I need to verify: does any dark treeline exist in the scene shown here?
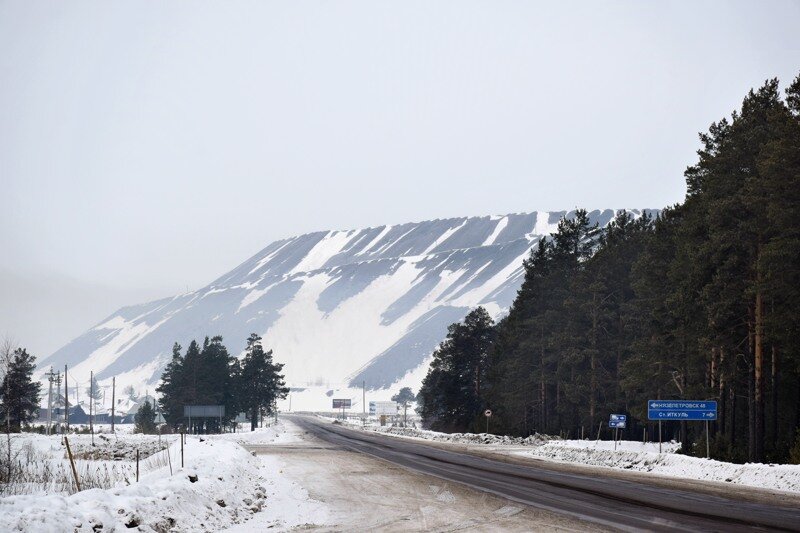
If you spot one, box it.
[418,75,800,463]
[157,333,288,433]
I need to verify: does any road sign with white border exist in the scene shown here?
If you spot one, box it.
[609,414,627,428]
[332,398,352,409]
[647,400,717,420]
[372,401,397,416]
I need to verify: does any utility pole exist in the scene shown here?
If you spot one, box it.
[64,364,70,431]
[89,371,94,446]
[54,371,62,433]
[111,377,116,433]
[362,380,366,419]
[45,367,55,436]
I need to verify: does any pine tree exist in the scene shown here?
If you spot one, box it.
[157,342,185,428]
[392,387,415,426]
[0,348,42,432]
[181,340,202,410]
[417,307,494,432]
[85,375,102,401]
[193,336,234,431]
[240,334,289,431]
[134,400,157,434]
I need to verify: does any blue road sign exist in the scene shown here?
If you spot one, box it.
[609,414,627,428]
[647,400,717,421]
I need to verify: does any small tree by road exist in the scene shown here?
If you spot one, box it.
[134,400,157,434]
[123,385,138,402]
[392,387,415,427]
[240,334,289,430]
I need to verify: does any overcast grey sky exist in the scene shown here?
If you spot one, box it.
[1,0,799,357]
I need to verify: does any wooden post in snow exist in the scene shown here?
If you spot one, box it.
[64,365,69,431]
[90,371,94,446]
[111,377,116,433]
[64,436,81,492]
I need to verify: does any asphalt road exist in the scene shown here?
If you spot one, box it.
[290,416,800,532]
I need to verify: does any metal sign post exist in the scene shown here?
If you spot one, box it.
[332,399,352,420]
[484,409,492,434]
[183,405,226,434]
[608,414,626,451]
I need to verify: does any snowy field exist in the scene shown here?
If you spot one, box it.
[323,417,800,494]
[0,422,326,532]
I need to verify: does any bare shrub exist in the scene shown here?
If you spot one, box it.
[140,445,174,473]
[1,458,135,496]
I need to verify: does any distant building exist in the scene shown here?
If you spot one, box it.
[121,395,165,424]
[35,404,89,424]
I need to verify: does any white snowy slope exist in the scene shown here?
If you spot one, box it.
[37,210,655,410]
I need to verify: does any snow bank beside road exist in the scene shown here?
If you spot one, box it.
[545,438,681,454]
[1,437,267,532]
[370,425,552,446]
[223,454,329,532]
[517,440,800,493]
[220,421,330,531]
[326,417,552,446]
[212,422,301,445]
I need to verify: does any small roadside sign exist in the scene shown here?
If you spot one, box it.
[373,401,398,416]
[609,414,627,428]
[484,409,492,417]
[332,399,352,409]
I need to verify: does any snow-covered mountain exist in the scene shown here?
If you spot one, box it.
[38,210,655,411]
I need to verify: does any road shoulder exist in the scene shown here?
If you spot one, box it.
[329,421,800,509]
[244,419,607,532]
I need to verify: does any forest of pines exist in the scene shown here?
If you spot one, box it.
[157,333,288,433]
[418,74,800,464]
